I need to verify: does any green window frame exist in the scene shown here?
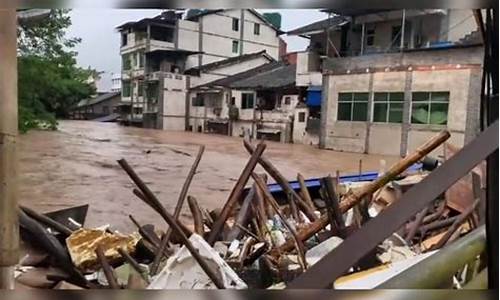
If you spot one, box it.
[241,93,254,109]
[373,92,404,123]
[137,81,144,97]
[122,81,131,97]
[337,92,369,121]
[411,91,449,125]
[232,40,239,54]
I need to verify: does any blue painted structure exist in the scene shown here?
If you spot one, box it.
[245,163,423,196]
[306,86,322,107]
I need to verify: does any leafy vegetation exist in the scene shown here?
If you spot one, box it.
[17,9,96,133]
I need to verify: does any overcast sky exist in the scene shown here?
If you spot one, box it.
[66,9,327,91]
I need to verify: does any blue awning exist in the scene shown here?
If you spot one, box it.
[306,86,322,107]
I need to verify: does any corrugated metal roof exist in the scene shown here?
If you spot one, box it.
[228,63,296,90]
[77,92,121,108]
[287,16,350,36]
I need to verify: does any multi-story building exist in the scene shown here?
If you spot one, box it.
[286,9,484,153]
[115,9,283,128]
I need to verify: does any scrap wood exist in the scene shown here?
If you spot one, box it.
[286,123,497,289]
[187,195,205,236]
[274,129,451,254]
[444,142,486,213]
[252,173,307,271]
[405,206,430,243]
[18,209,89,288]
[243,140,317,222]
[321,175,347,238]
[117,158,226,289]
[422,199,447,224]
[154,145,205,275]
[297,173,316,210]
[21,205,73,237]
[430,198,481,250]
[207,142,267,245]
[226,184,257,241]
[95,244,120,289]
[418,216,459,237]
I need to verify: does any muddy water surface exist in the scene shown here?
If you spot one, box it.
[19,120,399,233]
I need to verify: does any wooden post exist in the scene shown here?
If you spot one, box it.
[0,7,19,290]
[206,142,266,245]
[187,195,204,236]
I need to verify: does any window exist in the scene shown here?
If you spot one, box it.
[130,53,137,69]
[298,112,306,122]
[137,81,144,97]
[121,33,128,46]
[133,107,142,114]
[122,81,131,97]
[232,40,239,54]
[254,23,260,35]
[391,25,402,48]
[122,54,131,70]
[365,27,375,47]
[411,92,449,125]
[231,97,236,106]
[373,92,404,123]
[284,96,291,105]
[232,18,239,31]
[241,93,254,109]
[337,92,369,121]
[192,95,204,107]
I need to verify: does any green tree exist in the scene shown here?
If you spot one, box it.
[17,9,96,133]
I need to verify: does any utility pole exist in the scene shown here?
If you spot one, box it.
[0,6,19,290]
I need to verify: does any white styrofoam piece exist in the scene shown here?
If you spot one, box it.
[147,234,247,289]
[305,236,344,266]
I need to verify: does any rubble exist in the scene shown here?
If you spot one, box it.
[14,126,493,290]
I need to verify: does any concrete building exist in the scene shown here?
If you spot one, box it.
[286,9,483,154]
[116,9,283,128]
[320,45,483,156]
[111,73,122,92]
[189,61,301,143]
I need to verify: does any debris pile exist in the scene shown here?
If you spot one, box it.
[15,129,489,289]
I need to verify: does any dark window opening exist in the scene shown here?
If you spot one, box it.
[254,23,260,35]
[192,95,204,107]
[232,40,239,54]
[241,93,254,109]
[284,96,291,105]
[231,97,236,105]
[198,125,203,132]
[365,27,375,47]
[121,33,128,46]
[232,18,239,31]
[122,81,131,97]
[150,26,175,43]
[298,112,306,122]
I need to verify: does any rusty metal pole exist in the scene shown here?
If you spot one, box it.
[0,7,19,290]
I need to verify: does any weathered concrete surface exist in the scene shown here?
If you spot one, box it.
[18,120,398,233]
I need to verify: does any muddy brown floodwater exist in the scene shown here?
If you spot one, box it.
[19,120,399,233]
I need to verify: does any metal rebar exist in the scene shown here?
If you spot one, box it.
[95,244,120,289]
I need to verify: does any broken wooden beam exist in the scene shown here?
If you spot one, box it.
[206,142,266,245]
[20,205,73,237]
[226,185,256,241]
[118,158,225,289]
[95,244,120,289]
[320,176,346,238]
[405,206,430,243]
[187,195,204,236]
[297,173,315,211]
[150,145,204,275]
[244,140,317,222]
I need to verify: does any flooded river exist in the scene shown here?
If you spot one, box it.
[19,120,399,233]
